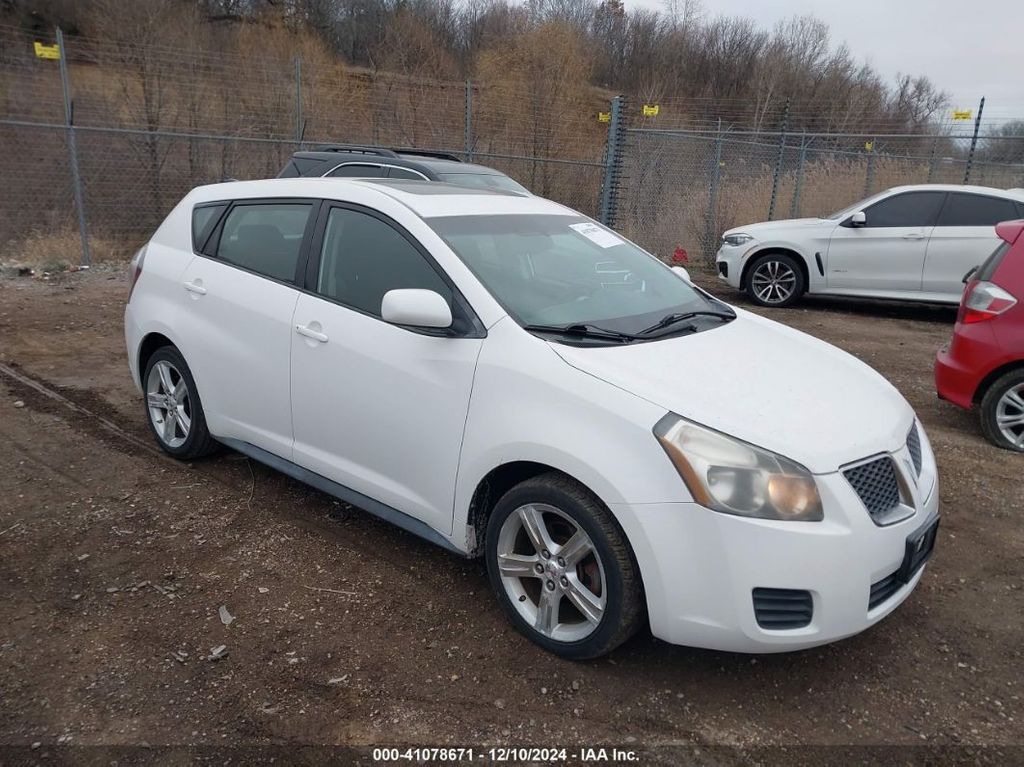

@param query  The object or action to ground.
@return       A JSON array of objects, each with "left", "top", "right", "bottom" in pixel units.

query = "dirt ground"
[{"left": 0, "top": 268, "right": 1021, "bottom": 757}]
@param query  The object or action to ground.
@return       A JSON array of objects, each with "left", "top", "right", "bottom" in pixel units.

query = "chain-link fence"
[
  {"left": 2, "top": 25, "right": 1023, "bottom": 268},
  {"left": 612, "top": 119, "right": 1024, "bottom": 263}
]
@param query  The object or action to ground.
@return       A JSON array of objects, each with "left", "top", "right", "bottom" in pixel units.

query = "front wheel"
[
  {"left": 485, "top": 473, "right": 644, "bottom": 660},
  {"left": 745, "top": 253, "right": 805, "bottom": 308},
  {"left": 979, "top": 369, "right": 1024, "bottom": 452}
]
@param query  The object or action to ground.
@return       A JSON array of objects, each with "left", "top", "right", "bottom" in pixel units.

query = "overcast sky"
[{"left": 626, "top": 0, "right": 1023, "bottom": 124}]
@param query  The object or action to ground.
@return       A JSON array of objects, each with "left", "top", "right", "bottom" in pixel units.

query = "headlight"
[
  {"left": 653, "top": 414, "right": 823, "bottom": 521},
  {"left": 723, "top": 233, "right": 754, "bottom": 246}
]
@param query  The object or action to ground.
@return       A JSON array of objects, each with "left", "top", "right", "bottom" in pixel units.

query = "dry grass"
[{"left": 1, "top": 228, "right": 131, "bottom": 272}]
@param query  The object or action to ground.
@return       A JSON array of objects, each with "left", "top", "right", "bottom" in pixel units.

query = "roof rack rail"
[
  {"left": 310, "top": 144, "right": 401, "bottom": 158},
  {"left": 392, "top": 148, "right": 464, "bottom": 163}
]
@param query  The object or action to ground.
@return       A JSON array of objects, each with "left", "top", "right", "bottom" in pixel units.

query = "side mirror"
[
  {"left": 671, "top": 265, "right": 691, "bottom": 282},
  {"left": 849, "top": 211, "right": 866, "bottom": 227},
  {"left": 381, "top": 289, "right": 453, "bottom": 329}
]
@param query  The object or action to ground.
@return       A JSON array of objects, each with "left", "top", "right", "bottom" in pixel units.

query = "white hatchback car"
[
  {"left": 126, "top": 178, "right": 939, "bottom": 659},
  {"left": 717, "top": 184, "right": 1024, "bottom": 307}
]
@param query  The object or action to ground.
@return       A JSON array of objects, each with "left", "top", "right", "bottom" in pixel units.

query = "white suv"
[
  {"left": 716, "top": 184, "right": 1024, "bottom": 307},
  {"left": 126, "top": 178, "right": 939, "bottom": 658}
]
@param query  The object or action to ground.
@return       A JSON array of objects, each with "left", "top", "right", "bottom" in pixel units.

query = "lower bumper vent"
[
  {"left": 869, "top": 570, "right": 902, "bottom": 610},
  {"left": 752, "top": 588, "right": 813, "bottom": 630}
]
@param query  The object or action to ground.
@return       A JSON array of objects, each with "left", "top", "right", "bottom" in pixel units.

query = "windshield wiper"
[
  {"left": 522, "top": 323, "right": 638, "bottom": 343},
  {"left": 636, "top": 310, "right": 734, "bottom": 336}
]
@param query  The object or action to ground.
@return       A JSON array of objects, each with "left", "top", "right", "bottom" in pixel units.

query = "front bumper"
[
  {"left": 613, "top": 461, "right": 938, "bottom": 653},
  {"left": 715, "top": 244, "right": 748, "bottom": 289}
]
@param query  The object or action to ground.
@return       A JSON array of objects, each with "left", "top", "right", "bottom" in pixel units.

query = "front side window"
[
  {"left": 427, "top": 214, "right": 722, "bottom": 334},
  {"left": 938, "top": 193, "right": 1019, "bottom": 227},
  {"left": 325, "top": 163, "right": 384, "bottom": 178},
  {"left": 317, "top": 207, "right": 451, "bottom": 317},
  {"left": 862, "top": 192, "right": 946, "bottom": 227},
  {"left": 215, "top": 203, "right": 312, "bottom": 282}
]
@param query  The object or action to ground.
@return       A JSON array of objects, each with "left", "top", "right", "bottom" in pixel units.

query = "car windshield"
[
  {"left": 436, "top": 172, "right": 530, "bottom": 195},
  {"left": 427, "top": 214, "right": 727, "bottom": 338}
]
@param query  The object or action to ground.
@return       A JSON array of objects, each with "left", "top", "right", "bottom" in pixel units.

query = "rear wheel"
[
  {"left": 745, "top": 253, "right": 805, "bottom": 307},
  {"left": 143, "top": 346, "right": 218, "bottom": 460},
  {"left": 485, "top": 473, "right": 643, "bottom": 660},
  {"left": 980, "top": 369, "right": 1024, "bottom": 452}
]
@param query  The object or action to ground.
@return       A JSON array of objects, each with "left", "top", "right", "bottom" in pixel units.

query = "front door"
[
  {"left": 825, "top": 190, "right": 947, "bottom": 293},
  {"left": 290, "top": 203, "right": 483, "bottom": 534}
]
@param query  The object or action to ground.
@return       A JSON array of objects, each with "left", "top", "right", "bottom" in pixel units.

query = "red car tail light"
[{"left": 959, "top": 280, "right": 1018, "bottom": 324}]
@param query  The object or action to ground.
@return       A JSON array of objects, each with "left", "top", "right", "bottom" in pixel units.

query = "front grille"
[
  {"left": 906, "top": 423, "right": 922, "bottom": 476},
  {"left": 869, "top": 570, "right": 902, "bottom": 610},
  {"left": 752, "top": 588, "right": 813, "bottom": 630},
  {"left": 843, "top": 456, "right": 902, "bottom": 520}
]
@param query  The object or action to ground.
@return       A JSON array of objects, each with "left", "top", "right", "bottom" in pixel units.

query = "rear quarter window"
[
  {"left": 976, "top": 242, "right": 1011, "bottom": 282},
  {"left": 192, "top": 204, "right": 227, "bottom": 252}
]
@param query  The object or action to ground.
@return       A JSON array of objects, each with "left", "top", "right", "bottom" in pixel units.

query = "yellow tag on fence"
[
  {"left": 34, "top": 41, "right": 60, "bottom": 60},
  {"left": 642, "top": 104, "right": 660, "bottom": 117},
  {"left": 864, "top": 141, "right": 874, "bottom": 151},
  {"left": 598, "top": 112, "right": 611, "bottom": 123},
  {"left": 952, "top": 109, "right": 972, "bottom": 121}
]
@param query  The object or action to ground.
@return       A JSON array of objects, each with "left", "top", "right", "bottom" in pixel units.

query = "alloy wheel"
[
  {"left": 146, "top": 360, "right": 191, "bottom": 449},
  {"left": 995, "top": 383, "right": 1024, "bottom": 448},
  {"left": 496, "top": 503, "right": 607, "bottom": 643},
  {"left": 750, "top": 260, "right": 798, "bottom": 304}
]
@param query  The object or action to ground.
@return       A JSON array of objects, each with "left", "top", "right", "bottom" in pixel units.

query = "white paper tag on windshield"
[{"left": 569, "top": 222, "right": 623, "bottom": 249}]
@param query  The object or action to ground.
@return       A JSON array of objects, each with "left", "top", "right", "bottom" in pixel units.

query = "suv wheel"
[
  {"left": 980, "top": 369, "right": 1024, "bottom": 452},
  {"left": 143, "top": 346, "right": 217, "bottom": 460},
  {"left": 485, "top": 473, "right": 643, "bottom": 660},
  {"left": 745, "top": 253, "right": 804, "bottom": 307}
]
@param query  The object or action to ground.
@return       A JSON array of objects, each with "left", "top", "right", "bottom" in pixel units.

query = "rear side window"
[
  {"left": 938, "top": 193, "right": 1020, "bottom": 227},
  {"left": 192, "top": 204, "right": 226, "bottom": 252},
  {"left": 215, "top": 203, "right": 312, "bottom": 282},
  {"left": 976, "top": 242, "right": 1011, "bottom": 282},
  {"left": 316, "top": 207, "right": 451, "bottom": 316},
  {"left": 863, "top": 192, "right": 946, "bottom": 227},
  {"left": 325, "top": 163, "right": 385, "bottom": 178}
]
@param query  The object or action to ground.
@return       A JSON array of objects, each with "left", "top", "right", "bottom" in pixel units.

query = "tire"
[
  {"left": 142, "top": 346, "right": 218, "bottom": 460},
  {"left": 979, "top": 369, "right": 1024, "bottom": 452},
  {"left": 484, "top": 472, "right": 644, "bottom": 660},
  {"left": 744, "top": 252, "right": 805, "bottom": 308}
]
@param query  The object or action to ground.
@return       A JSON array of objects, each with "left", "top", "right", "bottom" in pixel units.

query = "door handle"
[
  {"left": 183, "top": 280, "right": 207, "bottom": 295},
  {"left": 902, "top": 233, "right": 926, "bottom": 240},
  {"left": 295, "top": 323, "right": 329, "bottom": 343}
]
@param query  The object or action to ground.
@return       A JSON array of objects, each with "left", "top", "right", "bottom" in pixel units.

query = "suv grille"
[
  {"left": 906, "top": 424, "right": 922, "bottom": 476},
  {"left": 752, "top": 588, "right": 813, "bottom": 629},
  {"left": 843, "top": 457, "right": 902, "bottom": 520}
]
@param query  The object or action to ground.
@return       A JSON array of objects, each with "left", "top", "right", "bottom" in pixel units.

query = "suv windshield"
[
  {"left": 427, "top": 214, "right": 729, "bottom": 338},
  {"left": 436, "top": 173, "right": 530, "bottom": 195}
]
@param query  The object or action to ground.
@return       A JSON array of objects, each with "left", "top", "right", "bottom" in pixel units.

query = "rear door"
[
  {"left": 177, "top": 199, "right": 317, "bottom": 459},
  {"left": 825, "top": 191, "right": 946, "bottom": 293},
  {"left": 923, "top": 193, "right": 1022, "bottom": 299}
]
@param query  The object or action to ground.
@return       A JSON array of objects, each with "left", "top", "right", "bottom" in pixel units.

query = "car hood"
[
  {"left": 550, "top": 310, "right": 913, "bottom": 474},
  {"left": 725, "top": 217, "right": 832, "bottom": 237}
]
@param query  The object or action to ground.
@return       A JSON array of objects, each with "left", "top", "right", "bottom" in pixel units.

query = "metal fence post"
[
  {"left": 57, "top": 27, "right": 91, "bottom": 267},
  {"left": 789, "top": 131, "right": 807, "bottom": 218},
  {"left": 963, "top": 96, "right": 985, "bottom": 185},
  {"left": 767, "top": 98, "right": 790, "bottom": 221},
  {"left": 704, "top": 119, "right": 724, "bottom": 260},
  {"left": 864, "top": 140, "right": 876, "bottom": 196},
  {"left": 464, "top": 79, "right": 473, "bottom": 162},
  {"left": 598, "top": 96, "right": 625, "bottom": 228},
  {"left": 926, "top": 137, "right": 939, "bottom": 183},
  {"left": 294, "top": 56, "right": 303, "bottom": 145}
]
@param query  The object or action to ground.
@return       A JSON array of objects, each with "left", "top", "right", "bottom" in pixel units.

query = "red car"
[{"left": 936, "top": 219, "right": 1024, "bottom": 451}]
